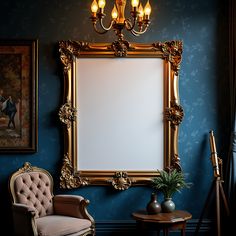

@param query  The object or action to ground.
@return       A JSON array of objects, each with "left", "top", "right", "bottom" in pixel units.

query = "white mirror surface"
[{"left": 76, "top": 58, "right": 164, "bottom": 171}]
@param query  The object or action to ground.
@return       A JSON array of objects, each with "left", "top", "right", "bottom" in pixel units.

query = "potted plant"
[{"left": 151, "top": 169, "right": 191, "bottom": 213}]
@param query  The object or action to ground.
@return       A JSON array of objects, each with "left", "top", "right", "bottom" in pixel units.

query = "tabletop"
[{"left": 132, "top": 210, "right": 192, "bottom": 224}]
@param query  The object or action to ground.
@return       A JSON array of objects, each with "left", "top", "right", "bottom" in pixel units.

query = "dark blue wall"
[{"left": 0, "top": 0, "right": 229, "bottom": 235}]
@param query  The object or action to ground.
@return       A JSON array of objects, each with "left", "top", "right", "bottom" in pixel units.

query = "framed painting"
[
  {"left": 0, "top": 39, "right": 38, "bottom": 153},
  {"left": 59, "top": 40, "right": 183, "bottom": 190}
]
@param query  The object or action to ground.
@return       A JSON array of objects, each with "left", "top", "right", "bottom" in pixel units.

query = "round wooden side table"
[{"left": 132, "top": 210, "right": 192, "bottom": 236}]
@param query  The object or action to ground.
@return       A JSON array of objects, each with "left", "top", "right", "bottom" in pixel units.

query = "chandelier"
[{"left": 90, "top": 0, "right": 152, "bottom": 41}]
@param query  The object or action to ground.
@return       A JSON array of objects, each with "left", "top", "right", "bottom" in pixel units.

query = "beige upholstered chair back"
[{"left": 9, "top": 162, "right": 54, "bottom": 218}]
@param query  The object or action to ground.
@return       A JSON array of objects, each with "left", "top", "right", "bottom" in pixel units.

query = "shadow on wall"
[{"left": 0, "top": 175, "right": 14, "bottom": 235}]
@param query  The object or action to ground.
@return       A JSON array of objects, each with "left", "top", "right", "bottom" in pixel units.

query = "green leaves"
[{"left": 152, "top": 169, "right": 191, "bottom": 199}]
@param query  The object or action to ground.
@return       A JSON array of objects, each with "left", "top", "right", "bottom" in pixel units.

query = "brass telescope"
[
  {"left": 195, "top": 130, "right": 230, "bottom": 236},
  {"left": 209, "top": 130, "right": 220, "bottom": 177}
]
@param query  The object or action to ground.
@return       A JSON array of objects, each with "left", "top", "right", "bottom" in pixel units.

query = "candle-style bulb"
[
  {"left": 111, "top": 4, "right": 118, "bottom": 19},
  {"left": 91, "top": 0, "right": 98, "bottom": 13},
  {"left": 138, "top": 3, "right": 144, "bottom": 18},
  {"left": 131, "top": 0, "right": 139, "bottom": 8},
  {"left": 98, "top": 0, "right": 106, "bottom": 9},
  {"left": 144, "top": 0, "right": 151, "bottom": 16}
]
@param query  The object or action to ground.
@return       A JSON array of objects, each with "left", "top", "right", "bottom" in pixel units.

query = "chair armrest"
[
  {"left": 12, "top": 203, "right": 38, "bottom": 236},
  {"left": 53, "top": 195, "right": 95, "bottom": 223},
  {"left": 12, "top": 203, "right": 36, "bottom": 215}
]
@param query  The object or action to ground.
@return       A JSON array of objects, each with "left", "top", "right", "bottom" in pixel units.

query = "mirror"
[{"left": 58, "top": 40, "right": 184, "bottom": 190}]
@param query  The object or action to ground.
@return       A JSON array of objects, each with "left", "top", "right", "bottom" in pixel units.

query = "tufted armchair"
[{"left": 8, "top": 162, "right": 95, "bottom": 236}]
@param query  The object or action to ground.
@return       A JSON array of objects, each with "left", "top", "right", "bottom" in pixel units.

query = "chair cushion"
[
  {"left": 14, "top": 172, "right": 53, "bottom": 218},
  {"left": 36, "top": 215, "right": 92, "bottom": 236}
]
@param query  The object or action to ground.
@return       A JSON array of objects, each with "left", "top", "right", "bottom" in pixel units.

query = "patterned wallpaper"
[{"left": 0, "top": 0, "right": 228, "bottom": 233}]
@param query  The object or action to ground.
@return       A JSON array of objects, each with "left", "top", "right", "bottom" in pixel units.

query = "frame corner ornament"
[
  {"left": 59, "top": 41, "right": 90, "bottom": 72},
  {"left": 59, "top": 102, "right": 77, "bottom": 129},
  {"left": 109, "top": 172, "right": 132, "bottom": 190},
  {"left": 60, "top": 154, "right": 88, "bottom": 189},
  {"left": 59, "top": 41, "right": 73, "bottom": 72},
  {"left": 165, "top": 102, "right": 184, "bottom": 127},
  {"left": 160, "top": 41, "right": 183, "bottom": 73}
]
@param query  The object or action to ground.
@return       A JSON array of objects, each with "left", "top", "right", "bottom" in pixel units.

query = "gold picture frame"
[{"left": 58, "top": 40, "right": 183, "bottom": 190}]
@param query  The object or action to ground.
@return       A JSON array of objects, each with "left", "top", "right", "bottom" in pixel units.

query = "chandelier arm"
[
  {"left": 124, "top": 17, "right": 137, "bottom": 31},
  {"left": 92, "top": 23, "right": 109, "bottom": 34},
  {"left": 99, "top": 18, "right": 114, "bottom": 31},
  {"left": 131, "top": 24, "right": 149, "bottom": 35},
  {"left": 129, "top": 29, "right": 142, "bottom": 37},
  {"left": 129, "top": 31, "right": 140, "bottom": 37}
]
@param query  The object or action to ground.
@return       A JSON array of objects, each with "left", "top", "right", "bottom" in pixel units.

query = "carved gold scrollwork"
[
  {"left": 19, "top": 162, "right": 33, "bottom": 173},
  {"left": 59, "top": 41, "right": 90, "bottom": 72},
  {"left": 60, "top": 154, "right": 88, "bottom": 189},
  {"left": 171, "top": 154, "right": 182, "bottom": 171},
  {"left": 165, "top": 155, "right": 181, "bottom": 172},
  {"left": 59, "top": 42, "right": 73, "bottom": 72},
  {"left": 165, "top": 102, "right": 184, "bottom": 127},
  {"left": 58, "top": 40, "right": 184, "bottom": 189},
  {"left": 154, "top": 41, "right": 182, "bottom": 74},
  {"left": 59, "top": 103, "right": 77, "bottom": 129},
  {"left": 111, "top": 40, "right": 130, "bottom": 57},
  {"left": 109, "top": 172, "right": 132, "bottom": 190}
]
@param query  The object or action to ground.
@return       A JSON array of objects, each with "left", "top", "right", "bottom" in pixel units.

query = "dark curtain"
[{"left": 225, "top": 0, "right": 236, "bottom": 212}]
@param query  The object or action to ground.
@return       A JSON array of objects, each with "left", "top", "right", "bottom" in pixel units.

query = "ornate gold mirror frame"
[{"left": 58, "top": 40, "right": 183, "bottom": 190}]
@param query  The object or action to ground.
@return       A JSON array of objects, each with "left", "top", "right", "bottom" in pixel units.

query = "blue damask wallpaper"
[{"left": 0, "top": 0, "right": 229, "bottom": 234}]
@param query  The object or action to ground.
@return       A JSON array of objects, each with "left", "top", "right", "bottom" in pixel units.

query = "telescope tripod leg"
[
  {"left": 216, "top": 178, "right": 220, "bottom": 236},
  {"left": 215, "top": 177, "right": 231, "bottom": 236},
  {"left": 194, "top": 180, "right": 215, "bottom": 236},
  {"left": 218, "top": 181, "right": 230, "bottom": 216}
]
